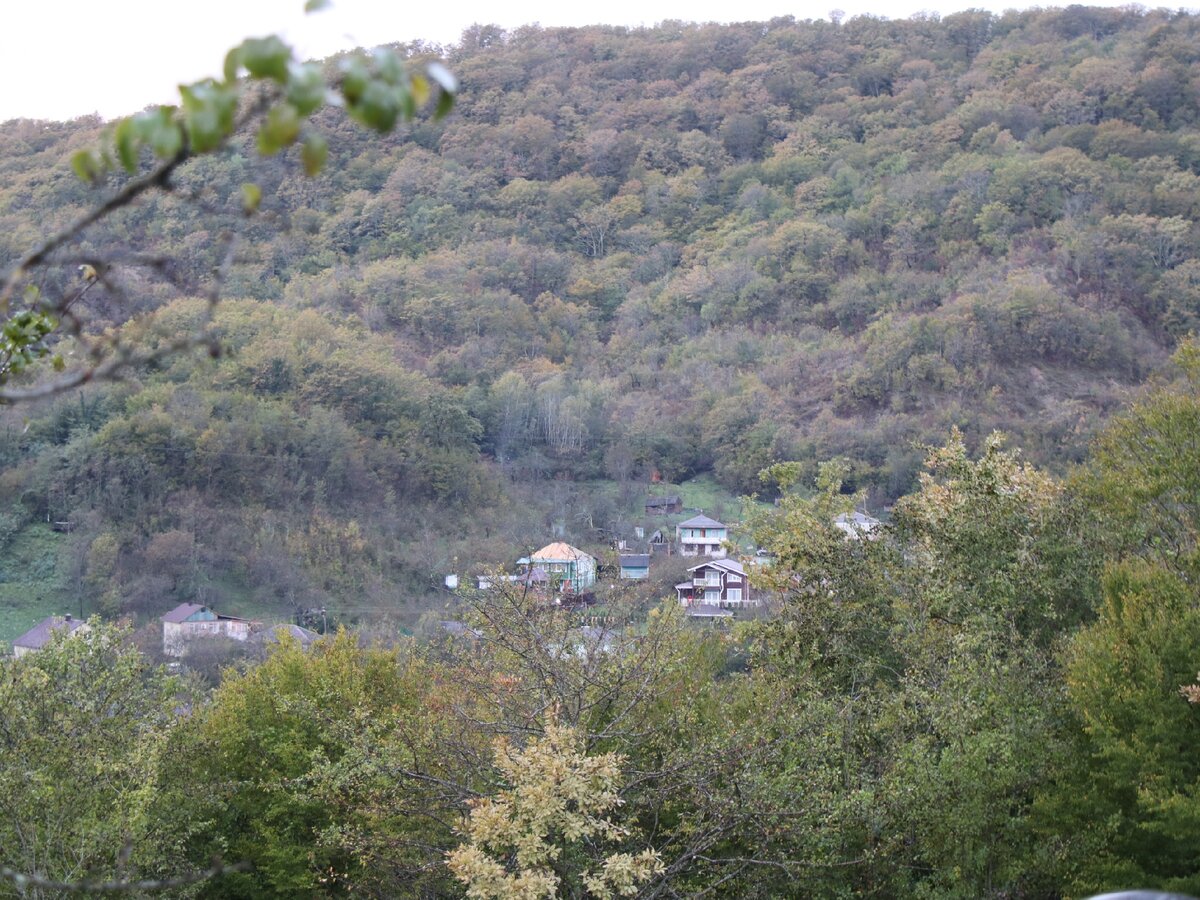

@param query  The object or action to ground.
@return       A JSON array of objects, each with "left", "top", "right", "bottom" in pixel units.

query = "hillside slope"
[{"left": 1, "top": 6, "right": 1198, "bottom": 632}]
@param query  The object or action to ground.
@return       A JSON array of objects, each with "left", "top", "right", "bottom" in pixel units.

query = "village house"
[
  {"left": 676, "top": 514, "right": 729, "bottom": 558},
  {"left": 675, "top": 557, "right": 753, "bottom": 609},
  {"left": 834, "top": 510, "right": 882, "bottom": 539},
  {"left": 618, "top": 553, "right": 650, "bottom": 579},
  {"left": 160, "top": 602, "right": 255, "bottom": 657},
  {"left": 12, "top": 614, "right": 88, "bottom": 657},
  {"left": 524, "top": 542, "right": 597, "bottom": 594}
]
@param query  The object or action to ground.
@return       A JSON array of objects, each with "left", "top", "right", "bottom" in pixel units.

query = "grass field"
[{"left": 0, "top": 522, "right": 72, "bottom": 644}]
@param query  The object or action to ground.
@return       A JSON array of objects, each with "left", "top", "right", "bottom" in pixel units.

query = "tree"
[
  {"left": 1081, "top": 339, "right": 1200, "bottom": 575},
  {"left": 0, "top": 623, "right": 180, "bottom": 898},
  {"left": 1041, "top": 562, "right": 1200, "bottom": 896},
  {"left": 446, "top": 722, "right": 663, "bottom": 900},
  {"left": 146, "top": 630, "right": 462, "bottom": 897},
  {"left": 1039, "top": 338, "right": 1200, "bottom": 894}
]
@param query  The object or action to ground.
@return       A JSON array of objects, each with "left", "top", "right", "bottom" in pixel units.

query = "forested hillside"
[{"left": 3, "top": 5, "right": 1200, "bottom": 634}]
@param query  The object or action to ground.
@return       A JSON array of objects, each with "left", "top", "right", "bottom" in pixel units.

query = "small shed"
[
  {"left": 618, "top": 553, "right": 650, "bottom": 580},
  {"left": 645, "top": 495, "right": 683, "bottom": 516}
]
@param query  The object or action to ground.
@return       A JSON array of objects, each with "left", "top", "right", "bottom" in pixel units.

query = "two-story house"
[
  {"left": 675, "top": 514, "right": 728, "bottom": 558},
  {"left": 161, "top": 603, "right": 255, "bottom": 657},
  {"left": 675, "top": 558, "right": 752, "bottom": 608}
]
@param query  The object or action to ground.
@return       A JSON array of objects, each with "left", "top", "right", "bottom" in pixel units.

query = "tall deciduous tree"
[{"left": 0, "top": 623, "right": 178, "bottom": 898}]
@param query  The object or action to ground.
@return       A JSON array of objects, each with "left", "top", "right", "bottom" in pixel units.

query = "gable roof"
[
  {"left": 687, "top": 557, "right": 746, "bottom": 576},
  {"left": 678, "top": 514, "right": 726, "bottom": 529},
  {"left": 160, "top": 603, "right": 250, "bottom": 624},
  {"left": 14, "top": 615, "right": 86, "bottom": 650},
  {"left": 531, "top": 542, "right": 592, "bottom": 562},
  {"left": 645, "top": 495, "right": 680, "bottom": 506},
  {"left": 619, "top": 554, "right": 650, "bottom": 567},
  {"left": 161, "top": 602, "right": 208, "bottom": 624}
]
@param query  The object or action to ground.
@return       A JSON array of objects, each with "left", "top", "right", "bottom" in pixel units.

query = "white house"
[
  {"left": 675, "top": 514, "right": 728, "bottom": 558},
  {"left": 833, "top": 511, "right": 881, "bottom": 539},
  {"left": 161, "top": 603, "right": 255, "bottom": 657}
]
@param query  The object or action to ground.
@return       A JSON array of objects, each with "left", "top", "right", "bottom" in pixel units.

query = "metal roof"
[
  {"left": 687, "top": 557, "right": 746, "bottom": 576},
  {"left": 159, "top": 603, "right": 208, "bottom": 624},
  {"left": 531, "top": 542, "right": 592, "bottom": 561},
  {"left": 678, "top": 514, "right": 726, "bottom": 529},
  {"left": 13, "top": 615, "right": 86, "bottom": 650}
]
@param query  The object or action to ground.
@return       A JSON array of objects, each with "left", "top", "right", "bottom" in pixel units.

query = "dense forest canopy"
[
  {"left": 4, "top": 6, "right": 1200, "bottom": 899},
  {"left": 1, "top": 4, "right": 1199, "bottom": 634}
]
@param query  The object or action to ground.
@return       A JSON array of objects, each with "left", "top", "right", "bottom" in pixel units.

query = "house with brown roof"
[
  {"left": 12, "top": 614, "right": 88, "bottom": 657},
  {"left": 160, "top": 603, "right": 255, "bottom": 657}
]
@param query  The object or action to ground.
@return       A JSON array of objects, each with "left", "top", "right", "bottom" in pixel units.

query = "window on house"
[
  {"left": 704, "top": 589, "right": 720, "bottom": 602},
  {"left": 727, "top": 588, "right": 742, "bottom": 603}
]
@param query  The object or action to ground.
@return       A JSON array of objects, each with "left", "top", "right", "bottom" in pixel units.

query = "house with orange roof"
[{"left": 524, "top": 542, "right": 597, "bottom": 594}]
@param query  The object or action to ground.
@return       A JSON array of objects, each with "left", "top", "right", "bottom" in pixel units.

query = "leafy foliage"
[{"left": 446, "top": 722, "right": 663, "bottom": 899}]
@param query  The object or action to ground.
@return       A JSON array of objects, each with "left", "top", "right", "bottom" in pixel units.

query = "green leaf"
[
  {"left": 241, "top": 35, "right": 292, "bottom": 83},
  {"left": 148, "top": 119, "right": 183, "bottom": 159},
  {"left": 180, "top": 81, "right": 238, "bottom": 153},
  {"left": 223, "top": 46, "right": 244, "bottom": 83},
  {"left": 286, "top": 62, "right": 325, "bottom": 116},
  {"left": 241, "top": 182, "right": 262, "bottom": 214},
  {"left": 350, "top": 81, "right": 400, "bottom": 132},
  {"left": 434, "top": 89, "right": 455, "bottom": 120},
  {"left": 373, "top": 48, "right": 405, "bottom": 86},
  {"left": 300, "top": 132, "right": 328, "bottom": 176},
  {"left": 339, "top": 57, "right": 369, "bottom": 103},
  {"left": 258, "top": 103, "right": 301, "bottom": 155},
  {"left": 304, "top": 0, "right": 331, "bottom": 10},
  {"left": 70, "top": 150, "right": 99, "bottom": 183},
  {"left": 114, "top": 119, "right": 138, "bottom": 173}
]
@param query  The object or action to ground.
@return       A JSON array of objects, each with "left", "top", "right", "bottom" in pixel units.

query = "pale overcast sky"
[{"left": 0, "top": 0, "right": 1165, "bottom": 122}]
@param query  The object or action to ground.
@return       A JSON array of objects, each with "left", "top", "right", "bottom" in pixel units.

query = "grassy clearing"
[{"left": 0, "top": 523, "right": 72, "bottom": 643}]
